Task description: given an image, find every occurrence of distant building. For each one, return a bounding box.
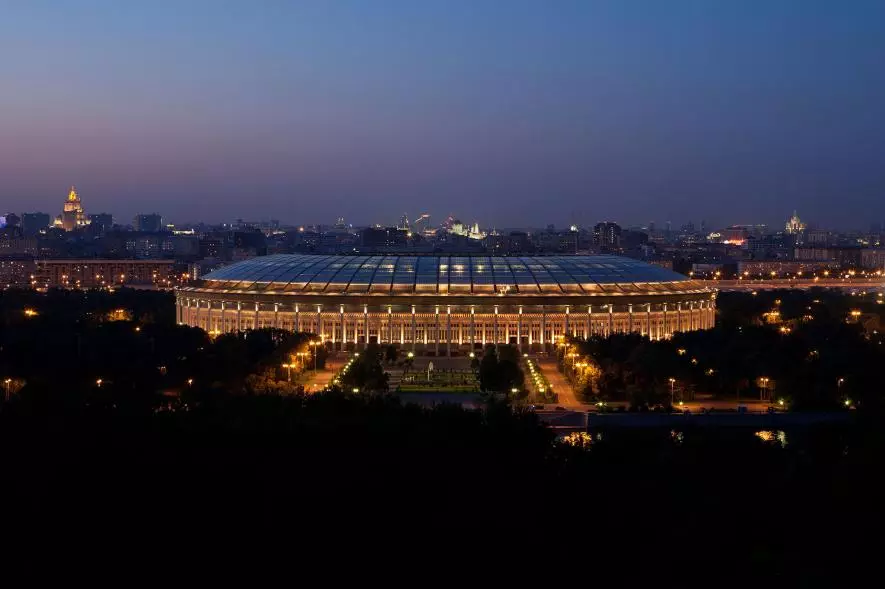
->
[35,259,178,289]
[593,222,622,251]
[0,227,38,256]
[56,186,88,231]
[804,229,829,246]
[0,255,36,287]
[860,248,885,270]
[4,213,21,228]
[785,210,806,235]
[794,246,862,267]
[361,227,408,250]
[89,213,114,233]
[133,213,164,232]
[21,212,51,235]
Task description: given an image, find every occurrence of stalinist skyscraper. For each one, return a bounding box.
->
[57,186,88,231]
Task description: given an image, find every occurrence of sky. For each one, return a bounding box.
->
[1,0,884,230]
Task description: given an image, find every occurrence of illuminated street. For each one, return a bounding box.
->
[536,358,581,407]
[301,355,347,393]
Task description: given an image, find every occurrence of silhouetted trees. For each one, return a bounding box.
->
[478,344,524,393]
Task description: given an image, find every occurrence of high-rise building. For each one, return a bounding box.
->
[785,210,806,235]
[89,213,114,233]
[134,213,164,232]
[413,213,431,235]
[57,186,88,231]
[593,222,622,250]
[21,213,51,235]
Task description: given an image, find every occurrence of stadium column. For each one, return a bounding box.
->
[411,305,417,353]
[387,305,392,345]
[504,309,510,345]
[676,302,682,333]
[540,307,546,351]
[662,303,668,337]
[435,306,440,355]
[628,304,634,333]
[237,302,242,332]
[587,305,592,338]
[647,303,652,339]
[363,305,368,350]
[339,305,345,347]
[564,306,570,340]
[493,305,498,350]
[316,305,322,341]
[517,306,523,353]
[608,304,614,336]
[690,301,695,330]
[220,302,225,333]
[294,304,299,332]
[470,306,476,350]
[446,306,452,356]
[274,303,279,330]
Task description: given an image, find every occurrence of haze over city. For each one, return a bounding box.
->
[2,0,885,228]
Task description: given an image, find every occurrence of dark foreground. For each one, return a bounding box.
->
[1,392,882,581]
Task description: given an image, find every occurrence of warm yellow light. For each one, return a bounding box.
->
[24,308,38,317]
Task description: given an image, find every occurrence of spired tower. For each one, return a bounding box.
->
[59,186,88,231]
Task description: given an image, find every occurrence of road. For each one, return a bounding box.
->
[301,356,347,393]
[536,358,581,407]
[710,278,884,291]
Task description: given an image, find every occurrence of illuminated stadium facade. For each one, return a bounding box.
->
[176,254,716,354]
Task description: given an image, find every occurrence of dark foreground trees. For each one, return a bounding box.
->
[2,388,885,580]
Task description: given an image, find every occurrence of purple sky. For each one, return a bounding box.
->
[2,0,884,230]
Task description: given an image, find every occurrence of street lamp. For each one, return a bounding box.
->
[669,378,676,407]
[96,378,103,387]
[282,363,292,382]
[4,378,11,401]
[760,377,769,401]
[187,378,193,388]
[309,341,320,372]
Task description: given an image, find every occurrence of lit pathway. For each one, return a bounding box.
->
[301,356,347,393]
[536,358,581,408]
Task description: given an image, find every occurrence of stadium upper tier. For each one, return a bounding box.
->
[196,254,705,296]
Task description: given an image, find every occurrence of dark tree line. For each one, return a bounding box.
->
[572,289,885,411]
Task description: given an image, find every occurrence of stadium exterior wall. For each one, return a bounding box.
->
[175,255,716,355]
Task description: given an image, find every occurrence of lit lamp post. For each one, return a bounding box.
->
[760,377,769,402]
[837,377,844,397]
[282,363,293,383]
[309,341,319,373]
[4,378,11,401]
[669,378,676,408]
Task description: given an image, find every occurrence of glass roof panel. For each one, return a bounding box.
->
[200,254,691,293]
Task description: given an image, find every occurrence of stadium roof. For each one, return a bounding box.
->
[199,254,701,296]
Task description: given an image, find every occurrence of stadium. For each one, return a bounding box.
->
[176,254,716,354]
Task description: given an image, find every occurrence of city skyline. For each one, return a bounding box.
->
[7,184,882,234]
[2,1,885,228]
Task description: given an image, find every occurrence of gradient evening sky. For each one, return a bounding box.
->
[2,0,884,229]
